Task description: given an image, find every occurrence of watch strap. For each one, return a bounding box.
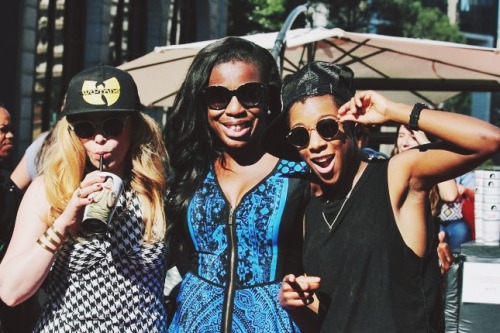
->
[409,103,427,131]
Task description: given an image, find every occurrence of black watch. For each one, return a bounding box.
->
[409,103,427,131]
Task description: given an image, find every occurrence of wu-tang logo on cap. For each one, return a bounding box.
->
[81,77,120,106]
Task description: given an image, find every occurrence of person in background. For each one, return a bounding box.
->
[0,65,170,332]
[9,130,52,191]
[262,61,499,332]
[439,171,475,251]
[0,103,16,259]
[393,125,470,253]
[10,95,65,191]
[0,103,41,333]
[393,125,459,217]
[164,37,309,332]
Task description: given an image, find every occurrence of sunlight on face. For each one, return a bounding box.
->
[206,61,266,150]
[288,95,349,185]
[70,113,133,177]
[396,126,419,153]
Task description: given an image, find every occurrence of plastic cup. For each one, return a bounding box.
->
[81,172,123,233]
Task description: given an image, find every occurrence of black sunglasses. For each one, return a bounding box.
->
[69,117,128,139]
[202,82,266,110]
[0,125,12,134]
[287,118,340,148]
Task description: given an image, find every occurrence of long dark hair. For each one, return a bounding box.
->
[164,36,281,224]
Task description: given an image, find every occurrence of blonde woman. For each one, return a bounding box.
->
[0,65,170,332]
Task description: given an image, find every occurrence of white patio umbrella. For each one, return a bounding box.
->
[119,27,500,108]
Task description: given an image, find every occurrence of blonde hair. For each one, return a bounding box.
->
[41,113,168,241]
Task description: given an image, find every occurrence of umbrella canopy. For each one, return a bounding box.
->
[119,27,500,108]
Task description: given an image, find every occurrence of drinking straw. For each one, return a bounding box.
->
[99,155,103,172]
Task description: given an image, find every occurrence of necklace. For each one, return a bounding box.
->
[322,188,353,231]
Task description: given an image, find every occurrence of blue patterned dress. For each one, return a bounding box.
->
[168,159,309,333]
[34,185,169,332]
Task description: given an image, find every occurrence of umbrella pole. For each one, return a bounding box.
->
[271,3,312,72]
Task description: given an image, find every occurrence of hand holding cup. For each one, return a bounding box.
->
[81,171,123,233]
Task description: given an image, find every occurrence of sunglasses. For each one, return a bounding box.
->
[202,82,266,110]
[69,117,128,139]
[287,118,340,148]
[0,125,12,134]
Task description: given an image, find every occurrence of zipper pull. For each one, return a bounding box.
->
[228,208,234,225]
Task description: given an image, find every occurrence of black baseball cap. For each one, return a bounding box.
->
[262,61,355,161]
[62,64,141,117]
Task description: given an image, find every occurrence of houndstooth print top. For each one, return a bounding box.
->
[34,185,169,332]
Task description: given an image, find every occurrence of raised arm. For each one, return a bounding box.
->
[339,90,499,182]
[339,91,500,255]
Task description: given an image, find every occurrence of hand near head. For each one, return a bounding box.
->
[279,274,321,311]
[410,129,431,145]
[437,231,453,275]
[337,90,390,125]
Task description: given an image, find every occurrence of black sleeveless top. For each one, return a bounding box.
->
[304,160,444,333]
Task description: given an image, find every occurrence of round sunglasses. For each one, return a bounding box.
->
[286,118,340,148]
[69,116,128,139]
[201,82,266,110]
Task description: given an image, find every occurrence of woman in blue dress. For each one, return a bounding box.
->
[164,37,309,332]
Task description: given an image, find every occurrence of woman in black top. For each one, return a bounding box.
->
[262,61,500,332]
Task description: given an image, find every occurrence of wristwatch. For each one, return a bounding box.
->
[409,102,428,131]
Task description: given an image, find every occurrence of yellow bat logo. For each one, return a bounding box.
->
[81,77,120,106]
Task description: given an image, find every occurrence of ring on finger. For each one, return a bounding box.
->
[76,189,82,198]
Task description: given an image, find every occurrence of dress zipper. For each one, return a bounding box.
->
[222,208,236,333]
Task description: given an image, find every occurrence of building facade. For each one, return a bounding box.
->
[0,0,498,163]
[0,0,228,162]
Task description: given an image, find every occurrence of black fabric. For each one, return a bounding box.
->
[0,295,41,333]
[443,254,463,333]
[303,160,444,333]
[0,168,22,261]
[0,166,41,333]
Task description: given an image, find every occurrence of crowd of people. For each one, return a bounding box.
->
[0,37,499,332]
